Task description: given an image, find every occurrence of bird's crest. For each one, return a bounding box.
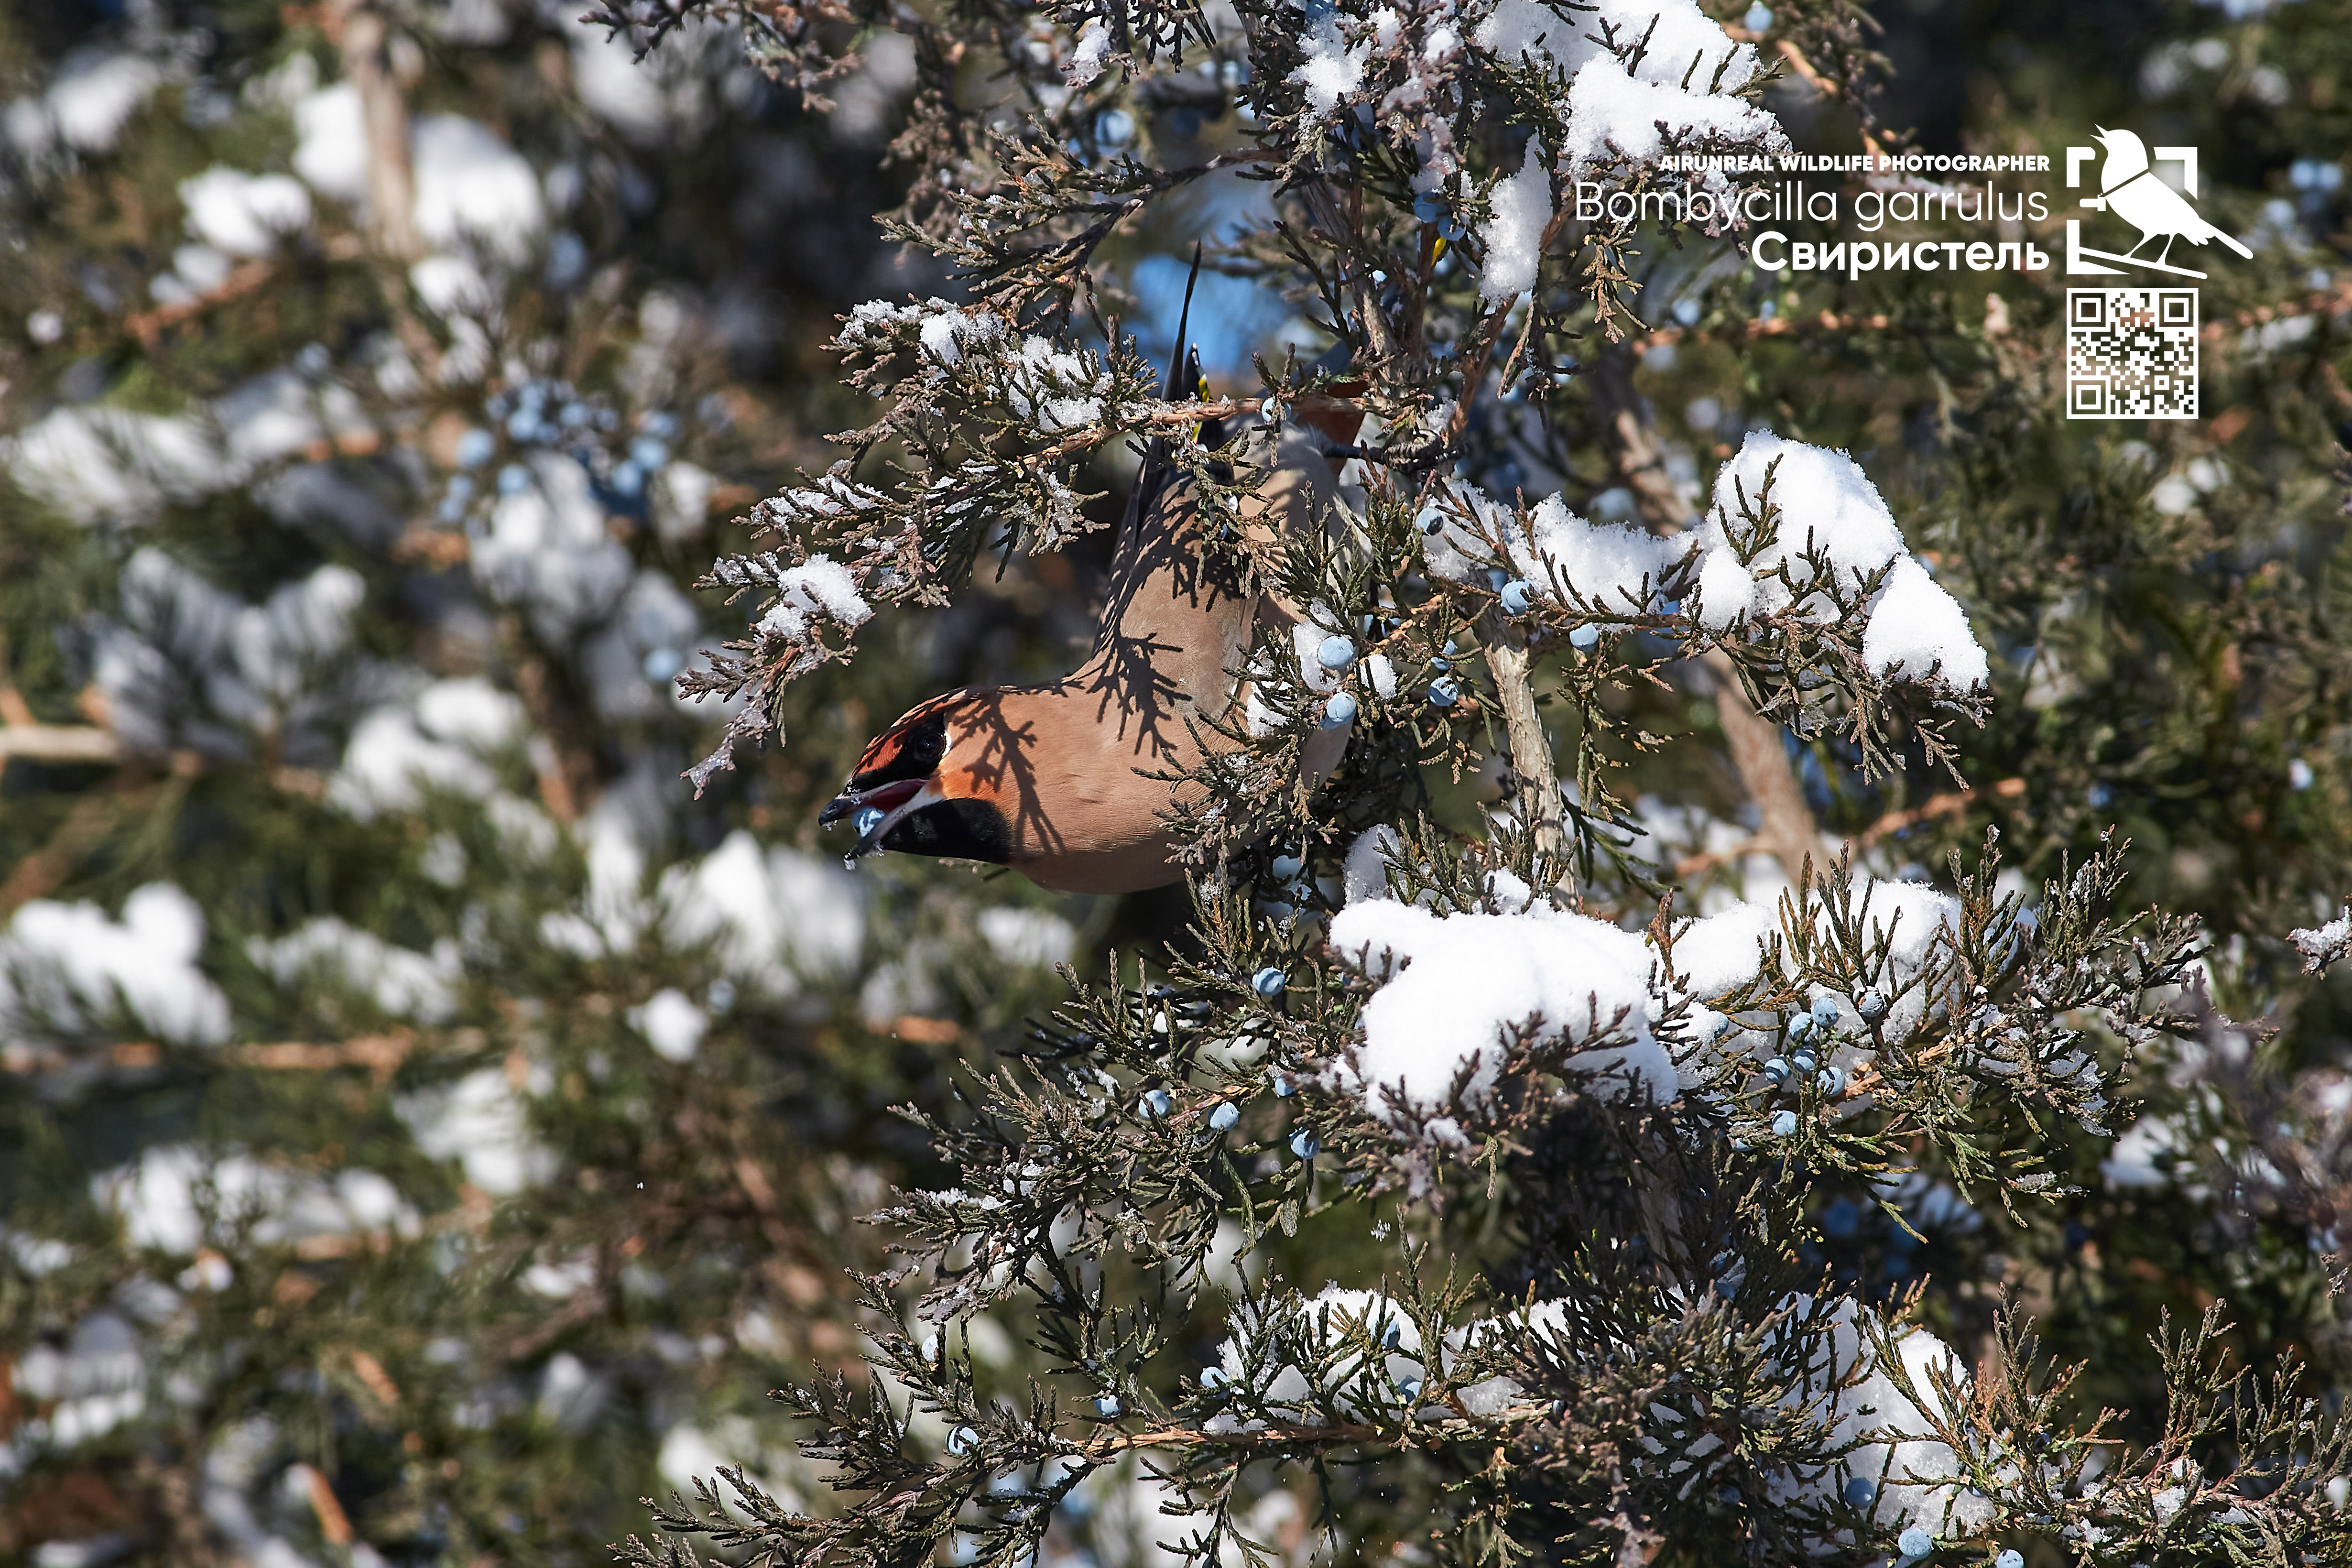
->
[1138,243,1226,510]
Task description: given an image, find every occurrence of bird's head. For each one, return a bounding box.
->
[2093,126,2147,163]
[819,698,1014,867]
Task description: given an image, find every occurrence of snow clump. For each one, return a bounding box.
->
[754,556,872,641]
[1765,1296,1994,1536]
[247,919,463,1025]
[1209,1285,1426,1427]
[0,884,230,1048]
[1556,54,1786,177]
[1692,432,1987,690]
[1478,135,1552,304]
[177,168,312,256]
[1474,0,1787,205]
[1417,481,1686,615]
[2291,905,2352,972]
[1328,872,1672,1132]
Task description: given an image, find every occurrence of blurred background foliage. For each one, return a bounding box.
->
[0,0,2346,1562]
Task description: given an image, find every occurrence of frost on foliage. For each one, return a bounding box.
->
[1695,432,1988,691]
[686,482,894,794]
[2290,904,2352,973]
[1064,20,1115,88]
[1001,334,1114,433]
[0,884,230,1049]
[837,298,1112,434]
[841,297,1005,367]
[683,299,1135,789]
[247,919,463,1025]
[1329,876,1670,1133]
[1767,1298,1993,1537]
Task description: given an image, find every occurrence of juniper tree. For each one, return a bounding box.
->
[0,1,1091,1560]
[605,0,2352,1562]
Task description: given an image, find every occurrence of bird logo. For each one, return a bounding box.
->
[2067,129,2250,279]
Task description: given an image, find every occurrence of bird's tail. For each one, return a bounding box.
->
[2215,228,2254,259]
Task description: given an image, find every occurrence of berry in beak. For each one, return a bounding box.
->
[820,776,932,864]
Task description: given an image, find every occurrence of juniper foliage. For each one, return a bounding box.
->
[0,0,1079,1560]
[604,0,2352,1563]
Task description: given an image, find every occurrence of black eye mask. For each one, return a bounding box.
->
[847,709,948,792]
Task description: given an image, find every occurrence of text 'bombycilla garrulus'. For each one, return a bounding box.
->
[819,409,1359,894]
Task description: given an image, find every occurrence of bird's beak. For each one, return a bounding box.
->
[820,776,932,862]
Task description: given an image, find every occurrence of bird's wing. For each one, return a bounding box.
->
[1231,423,1363,624]
[964,419,1371,891]
[1227,422,1369,789]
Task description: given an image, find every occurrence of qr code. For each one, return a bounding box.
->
[2066,288,2199,420]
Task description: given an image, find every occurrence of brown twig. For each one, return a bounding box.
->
[1769,39,1885,162]
[122,236,363,347]
[0,724,122,764]
[1853,775,2025,850]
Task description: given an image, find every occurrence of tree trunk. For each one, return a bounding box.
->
[1480,610,1568,868]
[1588,349,1818,885]
[332,1,422,260]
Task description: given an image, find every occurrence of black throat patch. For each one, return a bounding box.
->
[882,798,1013,864]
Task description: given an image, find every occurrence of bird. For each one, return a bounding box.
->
[2091,127,2253,269]
[818,332,1363,894]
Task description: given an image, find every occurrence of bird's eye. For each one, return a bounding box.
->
[850,709,950,788]
[901,712,949,772]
